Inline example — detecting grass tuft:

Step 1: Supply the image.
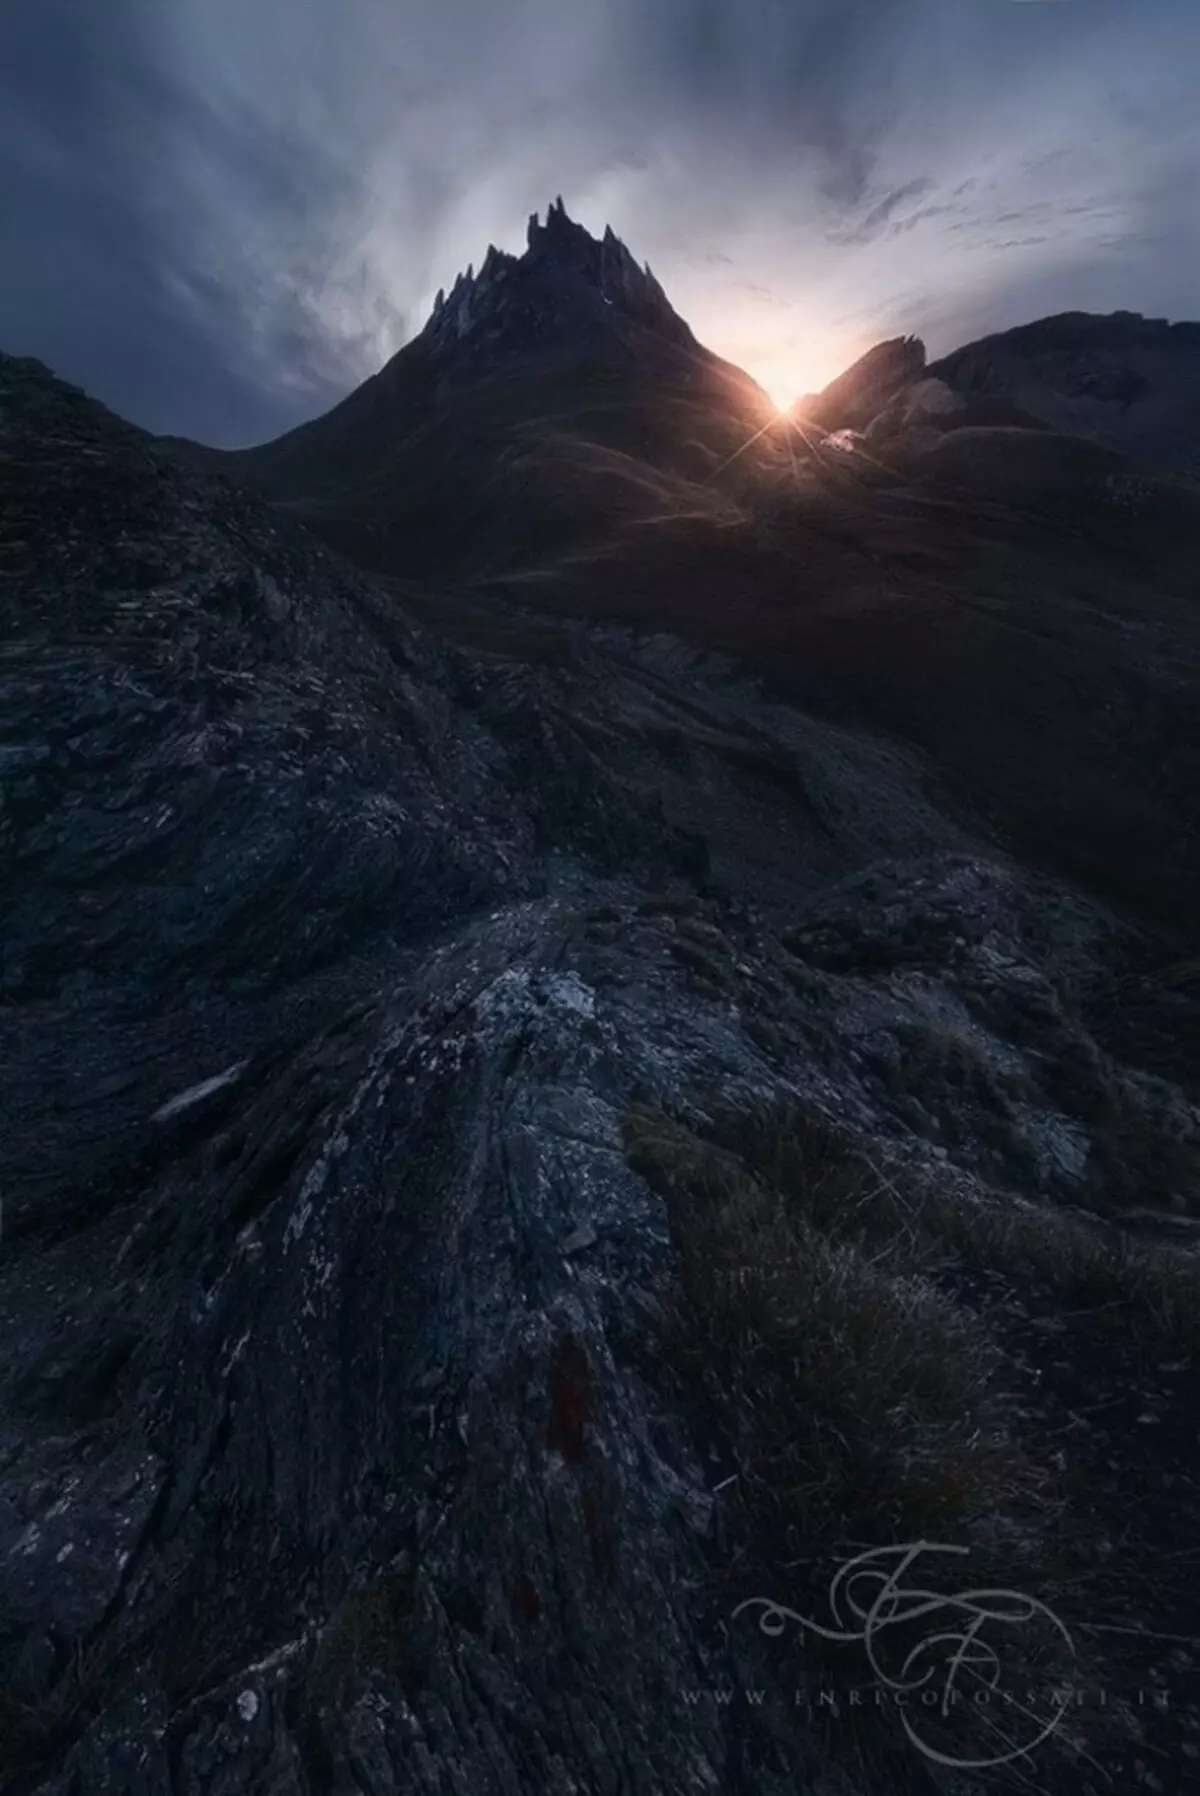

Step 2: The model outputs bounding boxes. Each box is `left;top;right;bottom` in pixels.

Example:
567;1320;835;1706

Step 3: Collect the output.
620;1095;1178;1780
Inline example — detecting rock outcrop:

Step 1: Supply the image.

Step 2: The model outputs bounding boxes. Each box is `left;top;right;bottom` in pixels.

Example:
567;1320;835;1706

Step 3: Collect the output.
928;311;1200;479
423;200;691;356
801;311;1200;479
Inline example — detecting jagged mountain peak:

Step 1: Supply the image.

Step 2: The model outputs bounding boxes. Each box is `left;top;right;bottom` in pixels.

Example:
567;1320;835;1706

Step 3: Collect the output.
424;198;693;354
799;334;928;431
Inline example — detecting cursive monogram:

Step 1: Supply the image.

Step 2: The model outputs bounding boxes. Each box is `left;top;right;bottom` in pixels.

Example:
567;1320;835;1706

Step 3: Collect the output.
734;1540;1078;1769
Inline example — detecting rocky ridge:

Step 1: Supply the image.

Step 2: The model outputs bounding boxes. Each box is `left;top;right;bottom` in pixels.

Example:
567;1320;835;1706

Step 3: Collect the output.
3;338;1200;1796
799;312;1200;479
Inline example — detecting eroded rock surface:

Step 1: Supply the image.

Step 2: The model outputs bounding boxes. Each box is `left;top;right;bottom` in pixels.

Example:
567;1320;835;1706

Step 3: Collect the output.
3;353;1200;1795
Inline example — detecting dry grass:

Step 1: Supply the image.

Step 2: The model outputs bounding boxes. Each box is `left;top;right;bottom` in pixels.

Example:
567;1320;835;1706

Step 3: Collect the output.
620;1093;1193;1780
707;1093;1200;1353
623;1103;1045;1552
891;1015;1028;1097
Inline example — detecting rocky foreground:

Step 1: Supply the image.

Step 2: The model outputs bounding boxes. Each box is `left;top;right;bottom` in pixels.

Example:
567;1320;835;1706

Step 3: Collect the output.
3;352;1200;1794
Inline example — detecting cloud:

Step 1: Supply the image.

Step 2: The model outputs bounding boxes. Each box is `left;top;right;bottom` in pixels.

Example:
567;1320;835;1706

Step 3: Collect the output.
1;0;1196;440
827;178;937;245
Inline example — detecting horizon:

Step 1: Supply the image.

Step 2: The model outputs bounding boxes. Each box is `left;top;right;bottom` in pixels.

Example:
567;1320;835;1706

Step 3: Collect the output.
2;1;1197;447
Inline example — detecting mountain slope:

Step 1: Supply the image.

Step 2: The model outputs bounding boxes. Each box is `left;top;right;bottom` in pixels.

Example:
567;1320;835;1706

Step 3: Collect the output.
505;432;1200;937
8;345;1200;1796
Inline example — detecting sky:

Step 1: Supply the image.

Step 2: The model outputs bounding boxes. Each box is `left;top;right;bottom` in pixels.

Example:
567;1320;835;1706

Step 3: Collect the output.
1;0;1196;444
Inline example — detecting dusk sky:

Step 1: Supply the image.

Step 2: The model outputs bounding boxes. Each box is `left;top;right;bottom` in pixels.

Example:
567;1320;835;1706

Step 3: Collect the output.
2;0;1196;445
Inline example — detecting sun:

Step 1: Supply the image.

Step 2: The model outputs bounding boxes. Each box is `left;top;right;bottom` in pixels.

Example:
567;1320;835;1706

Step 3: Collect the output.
749;365;827;419
762;382;797;416
741;345;856;419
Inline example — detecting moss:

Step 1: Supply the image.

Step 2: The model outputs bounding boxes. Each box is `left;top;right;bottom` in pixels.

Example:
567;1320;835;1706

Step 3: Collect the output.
636;891;701;917
303;1564;432;1723
581;902;622;925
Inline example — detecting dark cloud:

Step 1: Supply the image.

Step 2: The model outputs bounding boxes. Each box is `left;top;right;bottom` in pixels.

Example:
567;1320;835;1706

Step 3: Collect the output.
1;0;1196;438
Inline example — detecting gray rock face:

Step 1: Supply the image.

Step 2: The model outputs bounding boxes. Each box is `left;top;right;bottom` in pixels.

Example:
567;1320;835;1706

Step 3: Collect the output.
3;352;1200;1795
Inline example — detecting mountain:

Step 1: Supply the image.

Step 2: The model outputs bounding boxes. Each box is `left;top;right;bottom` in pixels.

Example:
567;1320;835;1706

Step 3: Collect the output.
932;311;1200;478
225;214;1200;595
222;199;769;581
796;334;930;433
211;216;1200;937
798;311;1200;478
5;210;1200;1795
